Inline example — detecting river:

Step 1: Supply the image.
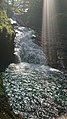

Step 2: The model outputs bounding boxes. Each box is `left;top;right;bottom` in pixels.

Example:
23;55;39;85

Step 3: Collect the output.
3;25;67;119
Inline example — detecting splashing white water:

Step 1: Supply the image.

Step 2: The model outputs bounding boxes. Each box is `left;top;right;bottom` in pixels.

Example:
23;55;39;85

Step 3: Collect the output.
14;26;47;65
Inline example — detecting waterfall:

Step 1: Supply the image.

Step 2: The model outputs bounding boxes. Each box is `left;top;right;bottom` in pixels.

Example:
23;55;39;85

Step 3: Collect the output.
14;26;47;65
3;20;67;119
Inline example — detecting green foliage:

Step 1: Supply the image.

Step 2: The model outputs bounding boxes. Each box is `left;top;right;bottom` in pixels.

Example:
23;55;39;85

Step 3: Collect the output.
0;10;15;67
5;0;43;32
5;0;28;14
0;10;15;40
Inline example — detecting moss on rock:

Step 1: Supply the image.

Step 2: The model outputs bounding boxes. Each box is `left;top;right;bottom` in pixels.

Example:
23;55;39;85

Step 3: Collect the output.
0;10;15;70
0;10;14;38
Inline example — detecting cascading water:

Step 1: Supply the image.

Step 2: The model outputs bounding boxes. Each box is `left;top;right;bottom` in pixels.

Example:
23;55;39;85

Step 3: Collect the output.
14;27;47;65
3;22;67;119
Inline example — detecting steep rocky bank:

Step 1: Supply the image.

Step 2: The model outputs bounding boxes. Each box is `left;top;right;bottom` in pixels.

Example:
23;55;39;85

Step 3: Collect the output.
0;10;15;71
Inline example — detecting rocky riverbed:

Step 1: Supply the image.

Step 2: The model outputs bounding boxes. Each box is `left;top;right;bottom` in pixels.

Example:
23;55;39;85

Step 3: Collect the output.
3;63;67;119
0;74;23;119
